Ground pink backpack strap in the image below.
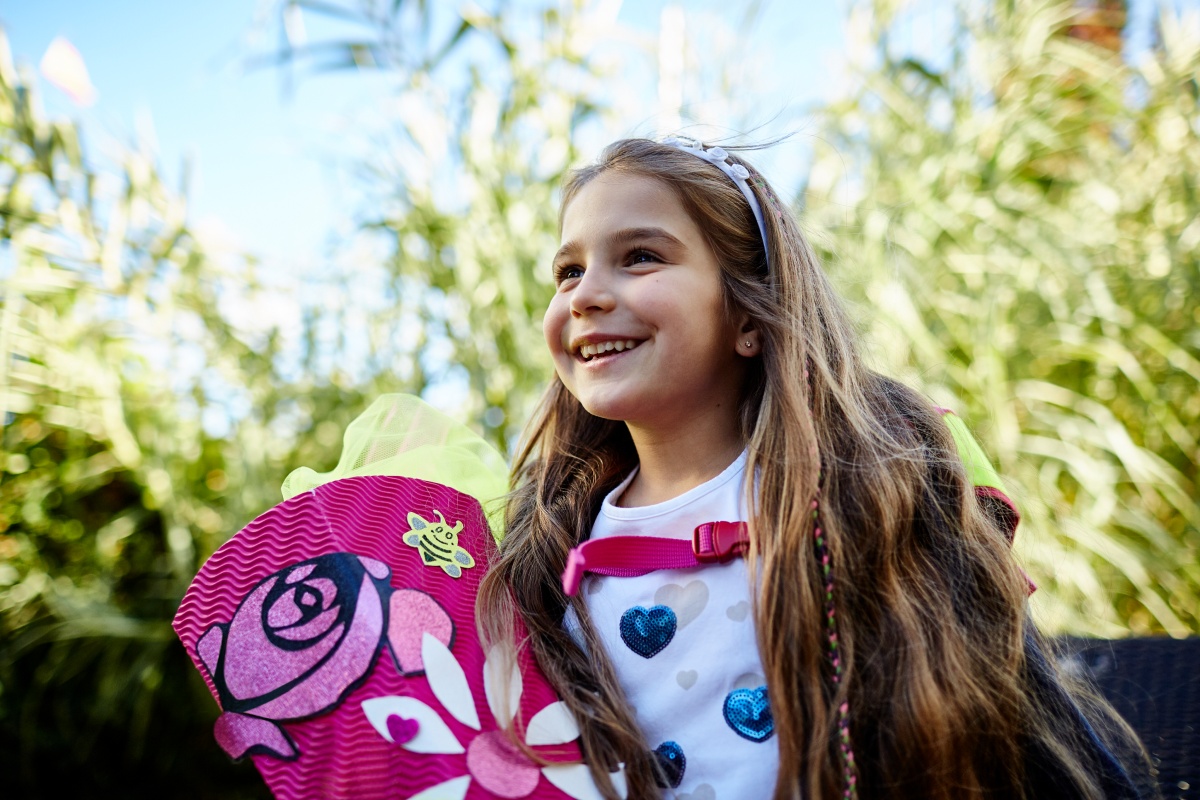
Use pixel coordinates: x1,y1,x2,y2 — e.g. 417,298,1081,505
561,521,749,596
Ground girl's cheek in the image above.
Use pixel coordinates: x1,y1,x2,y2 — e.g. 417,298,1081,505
542,300,566,355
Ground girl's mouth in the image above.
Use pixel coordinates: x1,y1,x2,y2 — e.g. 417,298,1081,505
577,339,643,362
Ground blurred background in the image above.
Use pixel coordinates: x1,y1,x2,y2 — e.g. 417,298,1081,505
0,0,1197,795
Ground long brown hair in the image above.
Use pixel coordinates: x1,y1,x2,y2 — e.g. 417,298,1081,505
478,138,1143,799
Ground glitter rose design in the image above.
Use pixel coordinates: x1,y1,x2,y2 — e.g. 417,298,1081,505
195,553,453,760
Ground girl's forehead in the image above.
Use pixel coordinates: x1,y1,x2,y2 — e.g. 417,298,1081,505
560,173,692,239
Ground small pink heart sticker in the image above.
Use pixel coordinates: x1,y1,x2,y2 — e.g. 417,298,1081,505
386,714,420,745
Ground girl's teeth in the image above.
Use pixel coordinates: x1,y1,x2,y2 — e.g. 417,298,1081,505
580,340,639,360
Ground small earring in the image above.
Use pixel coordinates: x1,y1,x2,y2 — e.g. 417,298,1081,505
745,340,753,348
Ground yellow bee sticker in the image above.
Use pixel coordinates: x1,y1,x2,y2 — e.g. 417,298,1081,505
403,510,475,578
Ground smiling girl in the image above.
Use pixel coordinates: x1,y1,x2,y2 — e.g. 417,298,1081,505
477,139,1150,800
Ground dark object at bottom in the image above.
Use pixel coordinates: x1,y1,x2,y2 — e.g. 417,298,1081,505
1058,637,1200,800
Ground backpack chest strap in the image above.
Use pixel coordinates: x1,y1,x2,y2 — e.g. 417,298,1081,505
561,521,749,596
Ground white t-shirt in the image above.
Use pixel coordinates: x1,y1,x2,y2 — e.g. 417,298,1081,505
566,451,780,799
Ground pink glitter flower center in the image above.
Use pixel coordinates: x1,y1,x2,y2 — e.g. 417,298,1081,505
466,731,540,798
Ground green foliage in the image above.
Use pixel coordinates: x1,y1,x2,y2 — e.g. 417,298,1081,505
0,27,298,794
303,0,612,450
803,0,1200,635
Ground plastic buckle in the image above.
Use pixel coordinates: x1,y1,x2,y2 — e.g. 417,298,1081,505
692,521,749,563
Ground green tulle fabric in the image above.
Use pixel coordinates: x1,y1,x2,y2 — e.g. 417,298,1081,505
942,410,1008,494
280,396,1010,547
281,394,510,541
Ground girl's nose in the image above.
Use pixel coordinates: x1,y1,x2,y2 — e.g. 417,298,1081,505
569,266,616,317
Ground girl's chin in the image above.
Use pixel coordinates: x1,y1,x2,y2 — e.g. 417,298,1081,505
578,400,635,422
573,391,648,423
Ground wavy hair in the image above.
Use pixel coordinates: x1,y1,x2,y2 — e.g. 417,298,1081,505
477,138,1146,799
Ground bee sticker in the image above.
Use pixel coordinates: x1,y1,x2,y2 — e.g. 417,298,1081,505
403,510,475,578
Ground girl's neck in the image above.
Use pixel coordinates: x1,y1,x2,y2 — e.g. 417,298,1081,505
618,420,745,508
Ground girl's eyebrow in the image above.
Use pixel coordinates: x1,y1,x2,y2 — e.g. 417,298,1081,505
553,226,685,264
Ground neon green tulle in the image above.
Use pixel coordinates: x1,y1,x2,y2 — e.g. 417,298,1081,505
942,410,1008,495
281,394,510,541
279,395,1010,547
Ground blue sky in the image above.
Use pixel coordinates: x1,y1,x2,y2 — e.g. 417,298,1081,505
0,0,847,270
3,0,381,264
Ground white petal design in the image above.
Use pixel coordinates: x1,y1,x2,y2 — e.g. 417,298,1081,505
525,701,580,745
611,763,628,800
422,632,481,730
541,764,616,800
483,646,522,727
360,696,464,754
407,775,471,800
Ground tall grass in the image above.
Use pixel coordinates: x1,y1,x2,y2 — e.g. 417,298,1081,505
803,0,1199,635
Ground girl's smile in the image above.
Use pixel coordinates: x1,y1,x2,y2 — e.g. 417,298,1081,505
544,173,749,435
572,337,643,362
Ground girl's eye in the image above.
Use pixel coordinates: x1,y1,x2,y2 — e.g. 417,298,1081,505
554,264,584,284
628,249,659,265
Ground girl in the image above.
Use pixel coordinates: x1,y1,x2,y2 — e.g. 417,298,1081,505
477,138,1150,800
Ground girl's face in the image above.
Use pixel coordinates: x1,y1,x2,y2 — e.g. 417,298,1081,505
545,172,749,434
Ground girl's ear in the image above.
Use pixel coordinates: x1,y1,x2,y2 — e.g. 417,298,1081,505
735,315,761,357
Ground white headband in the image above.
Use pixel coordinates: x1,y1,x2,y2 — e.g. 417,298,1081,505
662,137,770,265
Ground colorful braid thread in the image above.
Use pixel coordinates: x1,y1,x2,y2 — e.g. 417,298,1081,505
808,361,859,798
812,485,858,798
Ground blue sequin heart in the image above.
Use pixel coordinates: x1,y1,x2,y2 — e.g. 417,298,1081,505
723,686,775,742
619,605,676,658
653,740,686,788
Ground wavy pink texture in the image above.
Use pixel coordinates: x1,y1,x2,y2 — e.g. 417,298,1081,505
173,475,581,800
